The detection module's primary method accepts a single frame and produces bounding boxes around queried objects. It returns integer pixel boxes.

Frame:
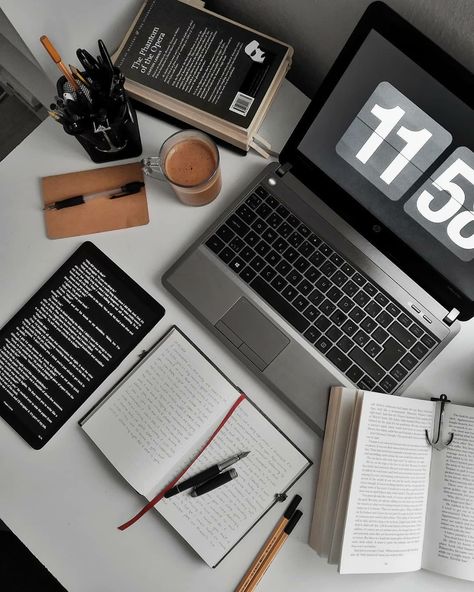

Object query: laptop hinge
[276,163,292,177]
[443,308,460,326]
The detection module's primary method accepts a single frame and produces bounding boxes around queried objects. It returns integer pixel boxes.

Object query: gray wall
[208,0,474,98]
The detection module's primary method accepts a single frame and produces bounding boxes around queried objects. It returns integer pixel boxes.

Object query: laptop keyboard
[205,185,440,393]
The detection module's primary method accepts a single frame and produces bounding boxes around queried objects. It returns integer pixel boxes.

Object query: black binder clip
[425,394,454,451]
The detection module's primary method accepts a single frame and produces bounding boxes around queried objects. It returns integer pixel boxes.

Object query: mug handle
[141,156,166,181]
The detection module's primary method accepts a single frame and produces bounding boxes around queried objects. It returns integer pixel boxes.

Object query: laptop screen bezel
[280,1,474,321]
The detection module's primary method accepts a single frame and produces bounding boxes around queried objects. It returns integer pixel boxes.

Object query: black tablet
[0,242,165,448]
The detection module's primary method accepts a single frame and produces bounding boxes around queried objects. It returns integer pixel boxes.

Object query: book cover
[115,0,291,130]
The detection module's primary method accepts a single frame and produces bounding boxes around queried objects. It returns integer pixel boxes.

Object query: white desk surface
[1,96,474,592]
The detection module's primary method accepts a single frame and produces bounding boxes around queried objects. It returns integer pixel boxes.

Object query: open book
[80,327,310,567]
[311,387,474,581]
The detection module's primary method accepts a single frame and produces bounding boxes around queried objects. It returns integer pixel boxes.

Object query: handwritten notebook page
[157,399,310,567]
[82,329,239,496]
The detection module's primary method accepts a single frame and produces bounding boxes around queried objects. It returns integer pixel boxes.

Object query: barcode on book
[229,92,254,116]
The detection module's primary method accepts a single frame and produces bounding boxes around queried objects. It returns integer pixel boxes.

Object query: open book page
[422,404,474,581]
[311,387,359,557]
[328,390,364,565]
[339,392,434,574]
[81,328,239,496]
[157,398,310,567]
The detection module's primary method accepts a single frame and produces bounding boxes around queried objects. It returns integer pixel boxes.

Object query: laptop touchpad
[216,298,289,370]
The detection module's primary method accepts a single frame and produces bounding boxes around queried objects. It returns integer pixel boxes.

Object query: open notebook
[80,327,310,566]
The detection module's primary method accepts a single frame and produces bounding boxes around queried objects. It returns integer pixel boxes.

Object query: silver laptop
[163,3,474,434]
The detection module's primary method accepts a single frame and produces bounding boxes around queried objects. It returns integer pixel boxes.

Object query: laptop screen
[287,6,473,318]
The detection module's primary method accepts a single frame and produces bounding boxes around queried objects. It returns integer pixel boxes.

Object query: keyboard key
[273,237,289,253]
[276,259,291,275]
[364,340,382,358]
[276,204,290,218]
[338,335,354,354]
[315,336,331,353]
[358,376,376,390]
[342,280,358,297]
[379,375,397,393]
[411,342,428,360]
[294,295,309,312]
[266,195,278,208]
[309,289,324,306]
[249,255,265,271]
[294,256,310,273]
[421,334,436,349]
[255,186,268,199]
[229,236,245,253]
[326,326,343,342]
[341,263,355,276]
[304,265,321,282]
[339,297,355,313]
[304,326,321,343]
[352,273,366,286]
[365,301,382,318]
[271,274,287,291]
[376,311,392,328]
[251,277,310,333]
[283,247,299,263]
[320,261,337,277]
[236,204,257,224]
[229,256,245,273]
[206,235,224,254]
[287,214,300,228]
[386,303,400,317]
[246,193,262,209]
[342,320,358,336]
[261,265,277,282]
[307,234,321,247]
[363,283,377,296]
[376,337,405,370]
[327,286,343,302]
[298,241,316,258]
[319,299,336,315]
[391,364,407,381]
[349,347,385,381]
[228,214,249,236]
[349,306,365,322]
[388,321,416,348]
[288,232,304,248]
[372,327,388,344]
[287,270,303,286]
[315,316,331,331]
[354,291,370,307]
[265,249,281,266]
[239,266,256,283]
[219,247,235,264]
[262,228,278,244]
[216,224,234,242]
[354,330,370,347]
[330,253,344,266]
[309,251,325,267]
[303,305,319,322]
[240,246,255,262]
[326,347,351,372]
[298,279,313,296]
[360,317,377,334]
[298,224,311,237]
[401,352,417,370]
[409,324,424,338]
[330,310,347,326]
[245,230,260,246]
[332,270,348,287]
[347,365,363,382]
[282,285,298,302]
[255,240,270,256]
[267,212,284,229]
[315,277,331,292]
[319,243,333,256]
[398,312,412,327]
[375,293,389,306]
[252,218,268,234]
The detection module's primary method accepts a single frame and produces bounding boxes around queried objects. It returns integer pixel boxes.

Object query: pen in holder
[42,36,142,163]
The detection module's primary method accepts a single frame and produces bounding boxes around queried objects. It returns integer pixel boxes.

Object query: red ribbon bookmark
[118,393,246,530]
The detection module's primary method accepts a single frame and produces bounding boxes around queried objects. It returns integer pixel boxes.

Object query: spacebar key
[250,277,310,333]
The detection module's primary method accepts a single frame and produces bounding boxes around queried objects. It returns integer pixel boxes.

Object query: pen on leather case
[43,181,144,211]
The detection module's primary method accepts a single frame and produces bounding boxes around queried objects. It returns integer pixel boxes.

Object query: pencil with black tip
[234,495,301,592]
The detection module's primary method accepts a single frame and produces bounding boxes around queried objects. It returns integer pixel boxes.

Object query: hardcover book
[113,0,293,155]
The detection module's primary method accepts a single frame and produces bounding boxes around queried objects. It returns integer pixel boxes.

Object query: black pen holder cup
[69,99,142,163]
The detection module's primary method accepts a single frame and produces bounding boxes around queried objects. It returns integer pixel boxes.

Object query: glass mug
[142,129,222,206]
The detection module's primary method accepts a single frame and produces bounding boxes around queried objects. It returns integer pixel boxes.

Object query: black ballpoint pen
[164,451,250,498]
[43,181,144,211]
